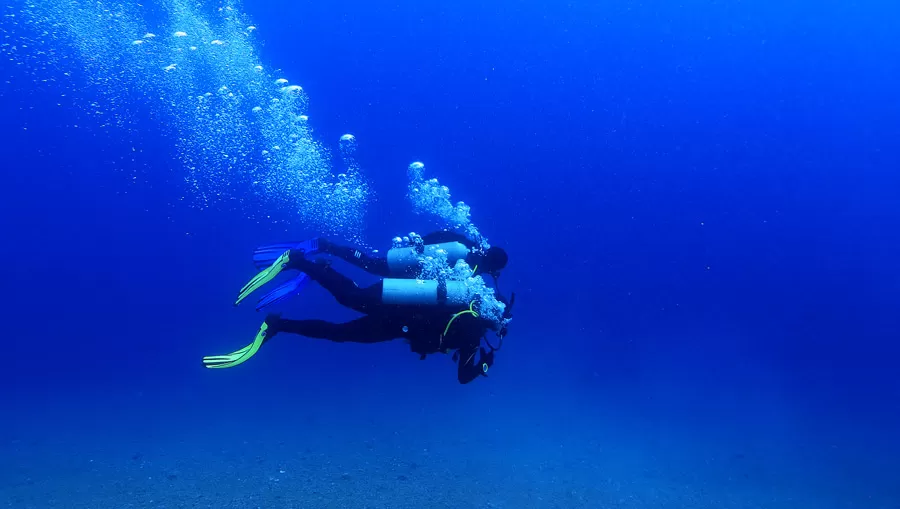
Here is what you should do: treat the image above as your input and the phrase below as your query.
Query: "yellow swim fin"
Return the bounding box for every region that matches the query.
[202,321,271,369]
[235,250,292,306]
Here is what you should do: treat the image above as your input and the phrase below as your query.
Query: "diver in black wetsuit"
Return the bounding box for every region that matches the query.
[203,234,513,384]
[252,230,509,280]
[269,255,508,384]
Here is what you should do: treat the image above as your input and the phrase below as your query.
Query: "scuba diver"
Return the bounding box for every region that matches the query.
[241,230,508,312]
[203,233,513,384]
[249,231,508,298]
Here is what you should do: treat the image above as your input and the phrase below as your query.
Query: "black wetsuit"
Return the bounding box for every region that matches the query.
[315,231,483,278]
[268,254,495,384]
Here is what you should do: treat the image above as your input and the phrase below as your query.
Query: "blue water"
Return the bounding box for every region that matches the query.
[2,0,899,507]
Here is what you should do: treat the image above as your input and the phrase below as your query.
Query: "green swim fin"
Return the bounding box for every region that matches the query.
[235,250,292,306]
[202,321,271,369]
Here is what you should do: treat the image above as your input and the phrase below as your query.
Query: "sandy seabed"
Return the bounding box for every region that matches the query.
[3,391,896,509]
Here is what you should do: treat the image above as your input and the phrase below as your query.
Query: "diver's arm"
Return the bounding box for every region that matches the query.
[457,345,493,384]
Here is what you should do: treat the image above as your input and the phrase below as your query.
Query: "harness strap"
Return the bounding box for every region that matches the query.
[440,300,478,349]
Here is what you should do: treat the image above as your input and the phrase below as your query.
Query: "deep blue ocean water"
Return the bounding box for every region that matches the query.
[1,1,898,507]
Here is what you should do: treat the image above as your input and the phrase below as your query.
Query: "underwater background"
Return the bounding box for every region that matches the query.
[1,0,898,507]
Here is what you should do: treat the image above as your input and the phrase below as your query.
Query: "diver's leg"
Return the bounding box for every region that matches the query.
[274,315,402,343]
[239,239,390,305]
[286,254,384,314]
[202,312,411,369]
[318,238,391,276]
[202,314,397,369]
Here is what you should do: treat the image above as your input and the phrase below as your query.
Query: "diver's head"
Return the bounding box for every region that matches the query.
[481,246,508,275]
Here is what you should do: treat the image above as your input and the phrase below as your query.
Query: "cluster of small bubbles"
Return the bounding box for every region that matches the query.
[398,164,505,328]
[408,232,424,250]
[406,161,491,253]
[462,270,507,330]
[450,258,475,280]
[0,1,154,130]
[418,252,453,282]
[391,233,506,331]
[0,0,369,242]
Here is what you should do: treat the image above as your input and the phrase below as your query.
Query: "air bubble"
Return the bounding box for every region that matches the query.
[280,85,303,95]
[3,0,369,239]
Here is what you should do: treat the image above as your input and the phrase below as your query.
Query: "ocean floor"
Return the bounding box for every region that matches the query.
[2,384,897,509]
